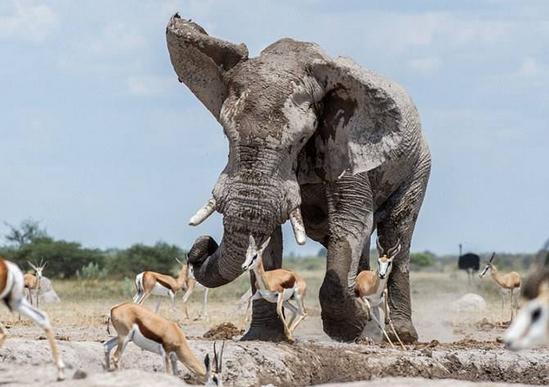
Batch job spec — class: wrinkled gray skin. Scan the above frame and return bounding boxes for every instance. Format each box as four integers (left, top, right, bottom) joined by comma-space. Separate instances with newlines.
167, 14, 431, 343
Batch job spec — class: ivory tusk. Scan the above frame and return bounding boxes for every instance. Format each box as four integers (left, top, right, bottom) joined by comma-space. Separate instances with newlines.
188, 198, 217, 226
289, 208, 307, 245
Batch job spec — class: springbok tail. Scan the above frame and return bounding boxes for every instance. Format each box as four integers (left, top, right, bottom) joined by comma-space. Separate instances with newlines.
106, 316, 111, 335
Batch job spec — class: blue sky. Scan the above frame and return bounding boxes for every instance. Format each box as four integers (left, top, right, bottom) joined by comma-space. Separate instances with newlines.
0, 0, 547, 255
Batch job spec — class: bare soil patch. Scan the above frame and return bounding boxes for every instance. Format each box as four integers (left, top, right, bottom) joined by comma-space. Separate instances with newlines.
202, 322, 244, 340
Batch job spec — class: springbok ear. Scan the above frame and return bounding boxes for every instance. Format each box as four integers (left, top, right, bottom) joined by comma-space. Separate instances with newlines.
249, 235, 256, 250
166, 14, 248, 120
306, 57, 413, 181
259, 237, 271, 253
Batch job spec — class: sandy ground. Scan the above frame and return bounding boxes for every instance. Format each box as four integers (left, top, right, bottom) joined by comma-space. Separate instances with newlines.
1, 272, 548, 386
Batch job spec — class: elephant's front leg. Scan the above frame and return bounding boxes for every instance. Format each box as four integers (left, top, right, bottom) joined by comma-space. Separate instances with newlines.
241, 226, 286, 342
320, 174, 373, 342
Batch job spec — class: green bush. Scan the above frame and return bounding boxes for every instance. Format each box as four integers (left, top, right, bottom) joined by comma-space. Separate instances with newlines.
77, 262, 108, 279
7, 236, 104, 278
105, 242, 184, 278
411, 251, 436, 269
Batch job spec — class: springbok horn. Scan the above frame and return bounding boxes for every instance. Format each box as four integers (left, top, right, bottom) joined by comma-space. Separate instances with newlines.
289, 208, 306, 245
175, 257, 183, 264
388, 238, 401, 257
188, 198, 217, 226
213, 342, 218, 373
489, 252, 496, 263
219, 341, 225, 372
376, 238, 384, 256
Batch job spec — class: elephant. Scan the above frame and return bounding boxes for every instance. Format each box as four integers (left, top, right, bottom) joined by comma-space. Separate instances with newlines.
166, 13, 431, 343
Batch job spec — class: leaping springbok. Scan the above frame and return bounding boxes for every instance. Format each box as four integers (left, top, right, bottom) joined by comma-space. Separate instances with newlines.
104, 302, 222, 385
241, 235, 307, 342
0, 258, 65, 380
133, 258, 209, 318
24, 259, 47, 308
479, 252, 521, 322
355, 239, 405, 349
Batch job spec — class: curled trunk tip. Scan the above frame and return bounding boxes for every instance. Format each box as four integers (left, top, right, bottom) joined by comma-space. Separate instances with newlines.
187, 235, 219, 266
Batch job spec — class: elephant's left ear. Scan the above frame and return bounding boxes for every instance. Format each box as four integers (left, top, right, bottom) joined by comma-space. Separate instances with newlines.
304, 57, 418, 181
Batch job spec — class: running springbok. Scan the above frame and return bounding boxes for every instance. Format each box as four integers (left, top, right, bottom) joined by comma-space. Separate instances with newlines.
480, 253, 521, 322
24, 260, 47, 308
104, 302, 219, 383
133, 258, 209, 318
241, 235, 307, 342
0, 258, 65, 380
355, 239, 405, 349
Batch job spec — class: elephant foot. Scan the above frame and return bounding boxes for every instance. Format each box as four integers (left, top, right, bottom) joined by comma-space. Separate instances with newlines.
320, 271, 368, 342
241, 299, 287, 342
388, 319, 418, 344
322, 315, 366, 342
241, 324, 288, 342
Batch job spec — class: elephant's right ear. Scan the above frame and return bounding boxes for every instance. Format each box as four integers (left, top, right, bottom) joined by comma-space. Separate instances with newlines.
166, 14, 249, 120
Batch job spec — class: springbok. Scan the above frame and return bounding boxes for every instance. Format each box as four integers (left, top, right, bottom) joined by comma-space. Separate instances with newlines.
133, 258, 209, 318
504, 280, 549, 350
181, 262, 210, 320
0, 258, 65, 380
241, 235, 307, 342
355, 239, 405, 349
205, 341, 225, 387
479, 253, 521, 322
24, 259, 47, 308
104, 302, 217, 383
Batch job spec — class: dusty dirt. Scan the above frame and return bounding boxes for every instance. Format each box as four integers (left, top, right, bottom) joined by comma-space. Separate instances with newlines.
202, 322, 244, 340
1, 272, 548, 386
0, 336, 547, 386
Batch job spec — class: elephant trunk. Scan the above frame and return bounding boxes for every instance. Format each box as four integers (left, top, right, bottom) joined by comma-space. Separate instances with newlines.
187, 193, 278, 288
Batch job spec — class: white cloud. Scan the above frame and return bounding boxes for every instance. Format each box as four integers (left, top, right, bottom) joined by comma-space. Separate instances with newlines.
0, 0, 57, 42
407, 56, 442, 76
127, 75, 173, 97
516, 56, 540, 77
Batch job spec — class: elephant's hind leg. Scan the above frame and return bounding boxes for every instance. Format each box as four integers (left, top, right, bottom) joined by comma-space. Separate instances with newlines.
376, 153, 431, 344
